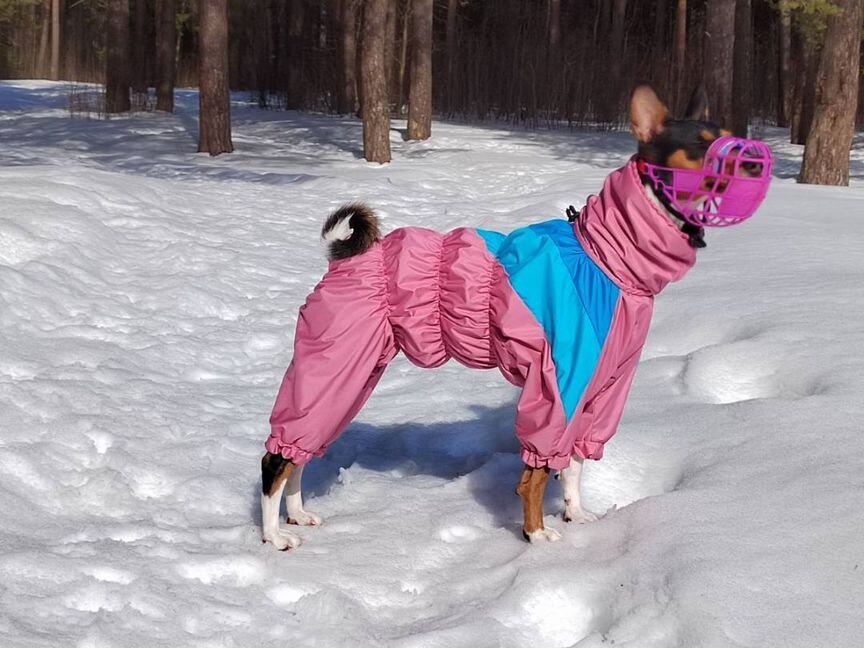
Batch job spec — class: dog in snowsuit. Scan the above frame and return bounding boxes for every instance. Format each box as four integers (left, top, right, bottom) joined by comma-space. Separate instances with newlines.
260, 85, 769, 550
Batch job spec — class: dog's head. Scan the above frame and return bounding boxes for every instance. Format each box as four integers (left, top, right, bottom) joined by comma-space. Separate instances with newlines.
629, 84, 734, 249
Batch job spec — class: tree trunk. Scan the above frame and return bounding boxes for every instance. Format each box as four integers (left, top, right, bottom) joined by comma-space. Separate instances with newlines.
777, 2, 792, 127
132, 0, 148, 94
37, 0, 50, 79
198, 0, 233, 155
338, 0, 358, 114
549, 0, 561, 60
317, 0, 330, 102
286, 0, 304, 109
398, 0, 409, 113
790, 28, 819, 145
106, 0, 131, 113
356, 1, 365, 117
385, 0, 397, 107
604, 0, 626, 121
407, 0, 432, 140
253, 0, 273, 107
598, 0, 612, 41
704, 0, 736, 128
444, 0, 458, 114
731, 0, 752, 136
652, 0, 665, 59
546, 0, 562, 117
674, 0, 687, 112
275, 0, 288, 98
799, 0, 863, 185
361, 0, 391, 163
50, 0, 60, 80
155, 0, 176, 112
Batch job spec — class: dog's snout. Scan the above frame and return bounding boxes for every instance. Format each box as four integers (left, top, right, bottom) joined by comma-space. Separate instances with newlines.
739, 160, 763, 177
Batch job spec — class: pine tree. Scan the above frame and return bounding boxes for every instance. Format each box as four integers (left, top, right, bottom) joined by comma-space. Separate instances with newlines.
407, 0, 432, 140
198, 0, 233, 155
50, 0, 59, 80
155, 0, 176, 112
444, 0, 458, 114
777, 1, 792, 127
799, 0, 863, 185
131, 0, 148, 95
105, 0, 131, 113
731, 0, 752, 136
704, 0, 736, 128
674, 0, 687, 112
338, 0, 358, 114
361, 0, 391, 163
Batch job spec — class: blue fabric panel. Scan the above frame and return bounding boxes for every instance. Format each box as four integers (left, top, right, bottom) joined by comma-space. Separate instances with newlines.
476, 229, 506, 257
527, 220, 620, 348
476, 221, 619, 421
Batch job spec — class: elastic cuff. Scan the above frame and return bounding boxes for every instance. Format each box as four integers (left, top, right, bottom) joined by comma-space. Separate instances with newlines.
264, 436, 320, 466
519, 447, 571, 470
572, 440, 605, 461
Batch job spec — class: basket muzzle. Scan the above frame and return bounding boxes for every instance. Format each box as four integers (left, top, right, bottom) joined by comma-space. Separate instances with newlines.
641, 136, 773, 227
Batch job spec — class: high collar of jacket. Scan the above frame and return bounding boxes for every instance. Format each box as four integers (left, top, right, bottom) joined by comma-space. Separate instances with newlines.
573, 158, 697, 297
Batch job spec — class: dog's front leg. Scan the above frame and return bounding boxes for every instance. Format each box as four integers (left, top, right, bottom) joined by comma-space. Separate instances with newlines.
261, 452, 301, 551
516, 466, 561, 542
559, 456, 598, 524
284, 463, 322, 526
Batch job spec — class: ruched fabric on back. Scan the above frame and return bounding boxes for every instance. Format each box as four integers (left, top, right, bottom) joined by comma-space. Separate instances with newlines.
382, 228, 498, 370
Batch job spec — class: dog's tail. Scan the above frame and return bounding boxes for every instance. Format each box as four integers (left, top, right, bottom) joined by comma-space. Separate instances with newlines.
321, 203, 381, 261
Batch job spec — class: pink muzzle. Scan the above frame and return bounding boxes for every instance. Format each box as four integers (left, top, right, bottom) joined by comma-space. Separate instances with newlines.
641, 136, 773, 227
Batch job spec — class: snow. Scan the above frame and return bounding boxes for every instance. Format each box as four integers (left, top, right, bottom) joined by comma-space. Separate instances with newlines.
1, 79, 863, 648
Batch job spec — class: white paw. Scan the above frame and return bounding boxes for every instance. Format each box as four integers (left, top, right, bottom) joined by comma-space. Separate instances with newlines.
263, 530, 302, 551
563, 507, 598, 524
525, 527, 562, 543
287, 510, 322, 527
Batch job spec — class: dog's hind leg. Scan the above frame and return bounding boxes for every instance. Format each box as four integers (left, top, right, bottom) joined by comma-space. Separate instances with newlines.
516, 466, 561, 542
559, 456, 598, 524
261, 452, 301, 550
285, 463, 322, 526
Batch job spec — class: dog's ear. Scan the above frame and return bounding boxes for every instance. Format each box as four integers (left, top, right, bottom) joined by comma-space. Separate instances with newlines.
630, 84, 669, 143
683, 85, 710, 121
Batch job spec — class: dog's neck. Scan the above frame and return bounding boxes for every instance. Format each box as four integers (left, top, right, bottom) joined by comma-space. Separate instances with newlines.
640, 178, 707, 249
573, 161, 698, 295
641, 180, 684, 229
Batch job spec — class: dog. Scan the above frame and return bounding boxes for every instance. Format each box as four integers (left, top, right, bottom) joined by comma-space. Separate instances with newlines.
259, 84, 771, 550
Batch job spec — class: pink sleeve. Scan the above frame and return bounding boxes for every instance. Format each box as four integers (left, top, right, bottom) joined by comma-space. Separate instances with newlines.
487, 266, 571, 470
568, 295, 654, 461
266, 246, 396, 464
570, 344, 643, 460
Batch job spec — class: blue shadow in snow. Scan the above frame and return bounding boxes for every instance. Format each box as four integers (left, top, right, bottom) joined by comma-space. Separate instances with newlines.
265, 404, 566, 538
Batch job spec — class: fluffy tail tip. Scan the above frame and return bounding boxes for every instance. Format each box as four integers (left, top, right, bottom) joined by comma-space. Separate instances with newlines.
321, 203, 381, 260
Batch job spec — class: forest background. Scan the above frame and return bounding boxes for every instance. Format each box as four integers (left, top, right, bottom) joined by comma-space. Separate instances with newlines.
0, 0, 861, 181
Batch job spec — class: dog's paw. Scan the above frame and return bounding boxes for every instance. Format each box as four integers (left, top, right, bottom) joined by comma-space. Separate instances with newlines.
524, 527, 562, 543
563, 507, 598, 524
263, 530, 302, 551
287, 510, 322, 527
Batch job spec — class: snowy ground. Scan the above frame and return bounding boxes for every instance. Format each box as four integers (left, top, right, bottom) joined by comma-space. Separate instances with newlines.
1, 80, 863, 648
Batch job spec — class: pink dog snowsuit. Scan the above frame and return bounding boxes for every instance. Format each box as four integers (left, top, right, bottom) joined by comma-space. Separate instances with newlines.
266, 161, 697, 469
